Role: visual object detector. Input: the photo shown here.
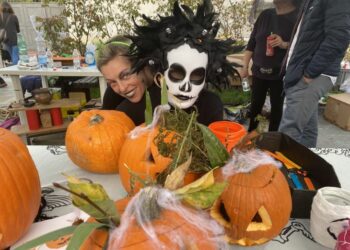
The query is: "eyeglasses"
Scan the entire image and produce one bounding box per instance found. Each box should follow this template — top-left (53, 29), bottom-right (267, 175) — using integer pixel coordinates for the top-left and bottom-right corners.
top-left (107, 69), bottom-right (137, 88)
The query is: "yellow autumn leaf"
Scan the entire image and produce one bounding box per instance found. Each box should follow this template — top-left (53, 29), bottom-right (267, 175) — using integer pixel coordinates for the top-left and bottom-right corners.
top-left (174, 168), bottom-right (216, 195)
top-left (64, 175), bottom-right (110, 207)
top-left (164, 154), bottom-right (192, 190)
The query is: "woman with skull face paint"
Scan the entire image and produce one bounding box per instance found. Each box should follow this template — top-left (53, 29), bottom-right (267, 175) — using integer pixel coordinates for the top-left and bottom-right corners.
top-left (125, 0), bottom-right (242, 124)
top-left (98, 36), bottom-right (224, 126)
top-left (241, 0), bottom-right (301, 132)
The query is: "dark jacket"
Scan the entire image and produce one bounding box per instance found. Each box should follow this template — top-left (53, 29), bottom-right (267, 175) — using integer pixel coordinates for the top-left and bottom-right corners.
top-left (0, 13), bottom-right (20, 46)
top-left (284, 0), bottom-right (350, 89)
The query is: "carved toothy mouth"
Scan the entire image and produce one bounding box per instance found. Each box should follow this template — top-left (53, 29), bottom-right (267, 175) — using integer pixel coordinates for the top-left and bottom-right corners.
top-left (174, 95), bottom-right (193, 101)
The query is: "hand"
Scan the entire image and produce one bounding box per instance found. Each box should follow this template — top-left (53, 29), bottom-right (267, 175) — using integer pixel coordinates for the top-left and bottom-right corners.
top-left (268, 34), bottom-right (288, 49)
top-left (303, 75), bottom-right (313, 84)
top-left (239, 67), bottom-right (249, 78)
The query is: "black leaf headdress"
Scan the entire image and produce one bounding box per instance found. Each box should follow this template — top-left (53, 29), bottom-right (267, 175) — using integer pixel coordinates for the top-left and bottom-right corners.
top-left (128, 0), bottom-right (244, 89)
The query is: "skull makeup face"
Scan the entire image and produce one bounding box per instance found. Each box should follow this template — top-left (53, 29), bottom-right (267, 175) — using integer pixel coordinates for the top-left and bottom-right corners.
top-left (164, 43), bottom-right (208, 109)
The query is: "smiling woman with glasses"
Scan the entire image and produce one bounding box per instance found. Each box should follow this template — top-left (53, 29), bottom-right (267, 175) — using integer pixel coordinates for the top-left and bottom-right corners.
top-left (97, 36), bottom-right (153, 105)
top-left (96, 36), bottom-right (163, 125)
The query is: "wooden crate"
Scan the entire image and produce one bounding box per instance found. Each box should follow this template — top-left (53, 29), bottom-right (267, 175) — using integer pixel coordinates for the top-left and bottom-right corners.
top-left (324, 93), bottom-right (350, 131)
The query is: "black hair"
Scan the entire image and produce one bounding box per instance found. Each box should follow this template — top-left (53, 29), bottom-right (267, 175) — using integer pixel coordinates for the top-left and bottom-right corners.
top-left (128, 0), bottom-right (244, 89)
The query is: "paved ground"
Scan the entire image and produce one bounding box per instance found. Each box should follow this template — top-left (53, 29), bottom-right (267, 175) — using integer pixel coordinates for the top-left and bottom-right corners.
top-left (0, 76), bottom-right (349, 147)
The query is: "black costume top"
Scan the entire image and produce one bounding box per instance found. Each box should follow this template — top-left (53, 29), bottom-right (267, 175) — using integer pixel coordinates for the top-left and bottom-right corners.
top-left (102, 85), bottom-right (223, 126)
top-left (247, 8), bottom-right (298, 80)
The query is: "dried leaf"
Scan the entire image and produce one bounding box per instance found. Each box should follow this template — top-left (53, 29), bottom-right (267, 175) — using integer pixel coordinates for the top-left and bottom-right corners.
top-left (164, 154), bottom-right (192, 190)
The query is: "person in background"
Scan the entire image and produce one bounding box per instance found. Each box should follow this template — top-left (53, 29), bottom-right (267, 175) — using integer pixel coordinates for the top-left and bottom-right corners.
top-left (240, 0), bottom-right (300, 132)
top-left (0, 1), bottom-right (20, 65)
top-left (279, 0), bottom-right (350, 147)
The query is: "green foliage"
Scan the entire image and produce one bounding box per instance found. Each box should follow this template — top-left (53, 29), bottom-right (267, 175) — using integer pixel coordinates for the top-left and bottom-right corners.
top-left (213, 0), bottom-right (252, 41)
top-left (155, 106), bottom-right (230, 185)
top-left (35, 16), bottom-right (75, 55)
top-left (37, 0), bottom-right (252, 55)
top-left (211, 86), bottom-right (251, 106)
top-left (36, 0), bottom-right (147, 55)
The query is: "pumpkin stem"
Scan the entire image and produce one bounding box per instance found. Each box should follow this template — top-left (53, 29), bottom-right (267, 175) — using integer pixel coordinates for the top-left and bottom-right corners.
top-left (132, 187), bottom-right (161, 222)
top-left (90, 114), bottom-right (104, 125)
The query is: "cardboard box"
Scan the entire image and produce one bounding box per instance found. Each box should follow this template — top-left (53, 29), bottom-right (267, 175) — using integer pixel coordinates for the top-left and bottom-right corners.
top-left (39, 110), bottom-right (52, 128)
top-left (255, 132), bottom-right (341, 218)
top-left (60, 93), bottom-right (84, 119)
top-left (324, 93), bottom-right (350, 131)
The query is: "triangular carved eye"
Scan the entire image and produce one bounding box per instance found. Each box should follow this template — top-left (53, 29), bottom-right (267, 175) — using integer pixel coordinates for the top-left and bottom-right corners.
top-left (145, 149), bottom-right (155, 164)
top-left (246, 206), bottom-right (272, 231)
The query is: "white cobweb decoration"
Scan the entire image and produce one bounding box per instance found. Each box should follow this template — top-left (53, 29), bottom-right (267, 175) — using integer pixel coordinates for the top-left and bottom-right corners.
top-left (108, 187), bottom-right (228, 249)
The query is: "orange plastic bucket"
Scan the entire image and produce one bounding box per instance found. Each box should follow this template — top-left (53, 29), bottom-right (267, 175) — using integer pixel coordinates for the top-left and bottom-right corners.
top-left (208, 121), bottom-right (247, 152)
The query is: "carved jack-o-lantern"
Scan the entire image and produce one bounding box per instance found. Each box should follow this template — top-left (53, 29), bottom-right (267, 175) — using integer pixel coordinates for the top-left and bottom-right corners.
top-left (118, 127), bottom-right (175, 194)
top-left (211, 164), bottom-right (292, 246)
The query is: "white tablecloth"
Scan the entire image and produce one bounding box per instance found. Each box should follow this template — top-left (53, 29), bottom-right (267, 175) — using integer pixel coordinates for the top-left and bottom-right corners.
top-left (14, 146), bottom-right (350, 250)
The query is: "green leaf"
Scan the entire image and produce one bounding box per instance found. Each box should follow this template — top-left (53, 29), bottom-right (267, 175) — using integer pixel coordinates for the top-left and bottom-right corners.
top-left (77, 199), bottom-right (119, 225)
top-left (197, 123), bottom-right (230, 167)
top-left (64, 176), bottom-right (120, 226)
top-left (160, 75), bottom-right (168, 105)
top-left (67, 222), bottom-right (108, 250)
top-left (145, 90), bottom-right (153, 125)
top-left (178, 182), bottom-right (228, 209)
top-left (14, 226), bottom-right (76, 250)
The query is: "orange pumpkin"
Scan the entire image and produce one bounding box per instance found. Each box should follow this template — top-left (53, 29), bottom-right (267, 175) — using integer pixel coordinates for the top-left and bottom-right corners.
top-left (65, 110), bottom-right (135, 173)
top-left (118, 126), bottom-right (200, 194)
top-left (211, 164), bottom-right (292, 246)
top-left (80, 198), bottom-right (129, 250)
top-left (118, 127), bottom-right (175, 194)
top-left (82, 197), bottom-right (217, 250)
top-left (0, 128), bottom-right (41, 249)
